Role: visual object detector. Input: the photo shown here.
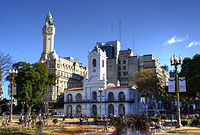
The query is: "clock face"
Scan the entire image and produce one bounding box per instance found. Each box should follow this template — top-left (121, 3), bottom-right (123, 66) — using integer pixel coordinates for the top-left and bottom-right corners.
top-left (47, 27), bottom-right (52, 32)
top-left (93, 69), bottom-right (96, 72)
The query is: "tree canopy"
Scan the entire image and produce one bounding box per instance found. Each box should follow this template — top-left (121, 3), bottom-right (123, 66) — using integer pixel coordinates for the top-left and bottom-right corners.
top-left (179, 54), bottom-right (200, 104)
top-left (133, 69), bottom-right (165, 99)
top-left (8, 62), bottom-right (56, 115)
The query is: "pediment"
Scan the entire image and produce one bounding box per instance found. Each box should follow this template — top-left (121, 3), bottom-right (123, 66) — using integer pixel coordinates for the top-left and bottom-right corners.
top-left (88, 75), bottom-right (99, 82)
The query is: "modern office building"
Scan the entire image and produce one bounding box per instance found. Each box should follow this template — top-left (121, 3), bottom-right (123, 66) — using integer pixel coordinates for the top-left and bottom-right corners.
top-left (94, 41), bottom-right (169, 87)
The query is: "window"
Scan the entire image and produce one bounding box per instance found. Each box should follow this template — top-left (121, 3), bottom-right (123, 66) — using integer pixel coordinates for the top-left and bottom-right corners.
top-left (67, 94), bottom-right (73, 102)
top-left (102, 60), bottom-right (104, 67)
top-left (119, 60), bottom-right (121, 64)
top-left (119, 66), bottom-right (121, 70)
top-left (118, 92), bottom-right (125, 101)
top-left (123, 66), bottom-right (126, 70)
top-left (76, 93), bottom-right (82, 102)
top-left (92, 59), bottom-right (96, 67)
top-left (119, 72), bottom-right (121, 76)
top-left (50, 63), bottom-right (54, 68)
top-left (123, 60), bottom-right (126, 64)
top-left (49, 87), bottom-right (52, 92)
top-left (123, 72), bottom-right (126, 76)
top-left (92, 91), bottom-right (97, 100)
top-left (108, 92), bottom-right (114, 101)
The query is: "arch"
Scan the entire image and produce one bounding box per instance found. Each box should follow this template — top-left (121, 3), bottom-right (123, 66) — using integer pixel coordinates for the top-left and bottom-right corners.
top-left (118, 91), bottom-right (125, 101)
top-left (67, 105), bottom-right (72, 117)
top-left (118, 104), bottom-right (125, 116)
top-left (67, 94), bottom-right (73, 102)
top-left (108, 92), bottom-right (114, 101)
top-left (92, 105), bottom-right (97, 117)
top-left (92, 91), bottom-right (97, 100)
top-left (76, 93), bottom-right (82, 102)
top-left (108, 104), bottom-right (114, 117)
top-left (92, 59), bottom-right (96, 67)
top-left (76, 105), bottom-right (82, 115)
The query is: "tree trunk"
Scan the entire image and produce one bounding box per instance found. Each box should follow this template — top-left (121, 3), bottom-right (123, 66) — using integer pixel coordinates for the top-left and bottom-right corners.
top-left (26, 104), bottom-right (32, 116)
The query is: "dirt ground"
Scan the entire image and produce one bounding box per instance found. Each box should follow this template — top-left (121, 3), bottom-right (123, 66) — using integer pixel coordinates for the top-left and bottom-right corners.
top-left (156, 126), bottom-right (200, 135)
top-left (1, 117), bottom-right (200, 135)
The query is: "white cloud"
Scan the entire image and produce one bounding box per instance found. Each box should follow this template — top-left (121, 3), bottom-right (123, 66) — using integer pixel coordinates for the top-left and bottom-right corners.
top-left (165, 35), bottom-right (190, 46)
top-left (187, 41), bottom-right (200, 48)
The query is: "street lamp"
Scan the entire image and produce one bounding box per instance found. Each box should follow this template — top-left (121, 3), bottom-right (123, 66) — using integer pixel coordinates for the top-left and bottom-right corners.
top-left (170, 55), bottom-right (182, 128)
top-left (9, 69), bottom-right (18, 122)
top-left (21, 101), bottom-right (25, 116)
top-left (99, 88), bottom-right (103, 119)
top-left (44, 102), bottom-right (48, 115)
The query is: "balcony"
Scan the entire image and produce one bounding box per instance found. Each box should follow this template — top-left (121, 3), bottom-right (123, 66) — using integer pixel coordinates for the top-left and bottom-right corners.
top-left (64, 99), bottom-right (134, 104)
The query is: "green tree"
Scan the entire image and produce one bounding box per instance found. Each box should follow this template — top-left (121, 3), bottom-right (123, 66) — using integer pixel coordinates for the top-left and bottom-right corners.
top-left (9, 62), bottom-right (56, 115)
top-left (133, 69), bottom-right (165, 98)
top-left (179, 54), bottom-right (200, 110)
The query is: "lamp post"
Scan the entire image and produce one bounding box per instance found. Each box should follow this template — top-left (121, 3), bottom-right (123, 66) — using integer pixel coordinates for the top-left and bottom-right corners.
top-left (9, 69), bottom-right (18, 122)
top-left (44, 102), bottom-right (48, 115)
top-left (170, 55), bottom-right (182, 128)
top-left (99, 88), bottom-right (103, 119)
top-left (21, 101), bottom-right (25, 116)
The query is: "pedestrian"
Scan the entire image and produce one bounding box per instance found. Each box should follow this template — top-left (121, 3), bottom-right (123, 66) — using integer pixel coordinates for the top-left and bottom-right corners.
top-left (36, 118), bottom-right (43, 135)
top-left (79, 118), bottom-right (83, 125)
top-left (19, 113), bottom-right (22, 123)
top-left (2, 120), bottom-right (5, 127)
top-left (24, 115), bottom-right (28, 127)
top-left (28, 115), bottom-right (32, 127)
top-left (43, 114), bottom-right (46, 125)
top-left (112, 130), bottom-right (117, 135)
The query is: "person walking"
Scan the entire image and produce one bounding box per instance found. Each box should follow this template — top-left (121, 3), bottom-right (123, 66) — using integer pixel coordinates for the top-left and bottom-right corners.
top-left (24, 115), bottom-right (28, 127)
top-left (36, 118), bottom-right (43, 135)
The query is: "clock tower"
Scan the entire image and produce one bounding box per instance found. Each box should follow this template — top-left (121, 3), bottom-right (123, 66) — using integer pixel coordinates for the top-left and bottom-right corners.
top-left (40, 11), bottom-right (56, 62)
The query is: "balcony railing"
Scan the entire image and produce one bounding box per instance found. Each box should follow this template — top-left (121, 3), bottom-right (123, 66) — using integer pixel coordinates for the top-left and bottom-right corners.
top-left (65, 99), bottom-right (134, 103)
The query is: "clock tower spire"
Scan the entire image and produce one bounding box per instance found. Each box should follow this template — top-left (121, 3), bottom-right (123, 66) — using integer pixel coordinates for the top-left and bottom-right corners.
top-left (40, 11), bottom-right (56, 62)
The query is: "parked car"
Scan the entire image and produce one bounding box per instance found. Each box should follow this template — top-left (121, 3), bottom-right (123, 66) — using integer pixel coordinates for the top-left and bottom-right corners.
top-left (53, 113), bottom-right (65, 118)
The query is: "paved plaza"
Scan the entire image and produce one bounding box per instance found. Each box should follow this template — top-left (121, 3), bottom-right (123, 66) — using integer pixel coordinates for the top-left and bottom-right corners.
top-left (0, 116), bottom-right (200, 134)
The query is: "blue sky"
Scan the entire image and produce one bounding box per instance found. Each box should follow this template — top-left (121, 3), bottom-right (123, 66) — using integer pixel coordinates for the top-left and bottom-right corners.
top-left (1, 0), bottom-right (200, 99)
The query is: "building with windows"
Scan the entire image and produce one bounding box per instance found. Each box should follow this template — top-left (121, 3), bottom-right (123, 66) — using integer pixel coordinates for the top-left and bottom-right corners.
top-left (95, 41), bottom-right (169, 86)
top-left (39, 12), bottom-right (88, 105)
top-left (64, 46), bottom-right (140, 117)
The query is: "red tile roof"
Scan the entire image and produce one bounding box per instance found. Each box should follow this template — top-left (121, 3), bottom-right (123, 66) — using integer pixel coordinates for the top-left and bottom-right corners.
top-left (65, 87), bottom-right (83, 91)
top-left (106, 85), bottom-right (132, 89)
top-left (64, 85), bottom-right (133, 91)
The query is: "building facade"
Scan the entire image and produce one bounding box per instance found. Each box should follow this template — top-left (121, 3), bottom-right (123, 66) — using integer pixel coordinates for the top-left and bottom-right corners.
top-left (39, 12), bottom-right (88, 104)
top-left (64, 46), bottom-right (140, 117)
top-left (95, 41), bottom-right (169, 86)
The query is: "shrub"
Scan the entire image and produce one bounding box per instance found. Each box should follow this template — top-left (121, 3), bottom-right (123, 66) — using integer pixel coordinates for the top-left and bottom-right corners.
top-left (151, 117), bottom-right (160, 122)
top-left (191, 118), bottom-right (200, 126)
top-left (53, 118), bottom-right (58, 125)
top-left (110, 114), bottom-right (150, 134)
top-left (181, 120), bottom-right (188, 126)
top-left (181, 119), bottom-right (193, 126)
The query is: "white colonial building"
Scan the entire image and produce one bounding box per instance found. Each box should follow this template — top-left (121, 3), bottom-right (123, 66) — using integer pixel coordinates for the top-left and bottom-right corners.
top-left (64, 46), bottom-right (140, 117)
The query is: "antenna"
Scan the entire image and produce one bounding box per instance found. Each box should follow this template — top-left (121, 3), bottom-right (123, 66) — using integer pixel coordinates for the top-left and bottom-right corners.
top-left (133, 36), bottom-right (135, 55)
top-left (119, 19), bottom-right (122, 44)
top-left (111, 23), bottom-right (114, 40)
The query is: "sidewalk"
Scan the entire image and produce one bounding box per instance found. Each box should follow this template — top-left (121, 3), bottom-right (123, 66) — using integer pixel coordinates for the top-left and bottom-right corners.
top-left (157, 126), bottom-right (200, 135)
